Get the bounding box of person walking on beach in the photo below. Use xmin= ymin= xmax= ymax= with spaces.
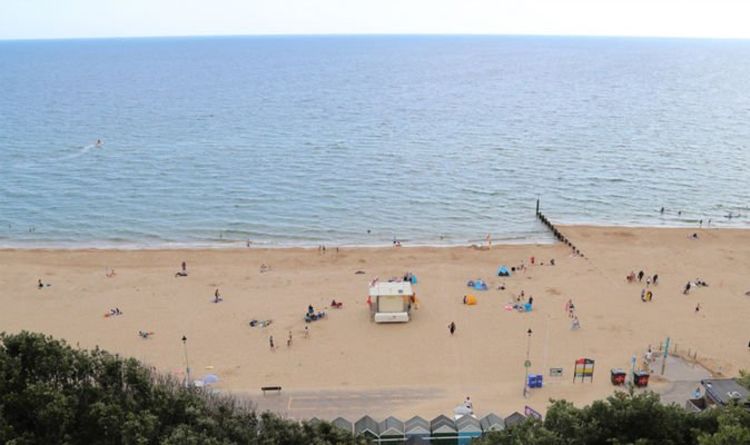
xmin=652 ymin=274 xmax=659 ymax=285
xmin=38 ymin=279 xmax=44 ymax=289
xmin=304 ymin=326 xmax=309 ymax=338
xmin=684 ymin=282 xmax=692 ymax=295
xmin=449 ymin=321 xmax=456 ymax=336
xmin=269 ymin=336 xmax=275 ymax=350
xmin=695 ymin=303 xmax=701 ymax=314
xmin=287 ymin=331 xmax=293 ymax=347
xmin=638 ymin=270 xmax=644 ymax=282
xmin=571 ymin=316 xmax=580 ymax=330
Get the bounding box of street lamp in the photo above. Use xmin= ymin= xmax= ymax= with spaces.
xmin=523 ymin=328 xmax=533 ymax=398
xmin=182 ymin=335 xmax=190 ymax=387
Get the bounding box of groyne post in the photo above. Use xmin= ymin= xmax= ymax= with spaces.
xmin=535 ymin=199 xmax=583 ymax=257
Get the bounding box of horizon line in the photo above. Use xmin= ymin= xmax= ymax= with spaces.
xmin=2 ymin=31 xmax=750 ymax=43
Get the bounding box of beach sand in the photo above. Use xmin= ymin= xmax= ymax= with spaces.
xmin=1 ymin=226 xmax=749 ymax=419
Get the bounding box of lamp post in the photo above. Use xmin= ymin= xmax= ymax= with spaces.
xmin=523 ymin=328 xmax=533 ymax=398
xmin=182 ymin=335 xmax=190 ymax=387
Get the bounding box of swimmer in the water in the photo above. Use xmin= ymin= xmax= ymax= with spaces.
xmin=95 ymin=139 xmax=103 ymax=147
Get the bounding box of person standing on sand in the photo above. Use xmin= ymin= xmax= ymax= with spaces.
xmin=449 ymin=322 xmax=456 ymax=335
xmin=214 ymin=289 xmax=222 ymax=303
xmin=287 ymin=331 xmax=293 ymax=347
xmin=304 ymin=326 xmax=309 ymax=338
xmin=653 ymin=274 xmax=659 ymax=285
xmin=684 ymin=282 xmax=692 ymax=295
xmin=695 ymin=303 xmax=701 ymax=314
xmin=269 ymin=336 xmax=275 ymax=350
xmin=638 ymin=270 xmax=644 ymax=282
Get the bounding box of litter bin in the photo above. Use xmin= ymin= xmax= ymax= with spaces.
xmin=527 ymin=374 xmax=543 ymax=388
xmin=610 ymin=368 xmax=626 ymax=386
xmin=633 ymin=371 xmax=650 ymax=388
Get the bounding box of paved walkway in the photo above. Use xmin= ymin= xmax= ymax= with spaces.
xmin=654 ymin=355 xmax=712 ymax=407
xmin=243 ymin=387 xmax=444 ymax=420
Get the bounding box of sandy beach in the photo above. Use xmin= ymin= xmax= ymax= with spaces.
xmin=1 ymin=225 xmax=749 ymax=419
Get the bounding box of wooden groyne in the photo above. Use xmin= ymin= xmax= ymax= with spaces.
xmin=536 ymin=199 xmax=583 ymax=257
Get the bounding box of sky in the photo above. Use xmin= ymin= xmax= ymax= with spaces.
xmin=1 ymin=0 xmax=750 ymax=40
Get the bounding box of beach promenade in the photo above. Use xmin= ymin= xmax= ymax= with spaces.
xmin=1 ymin=225 xmax=748 ymax=418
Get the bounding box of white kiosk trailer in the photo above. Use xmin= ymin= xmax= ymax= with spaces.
xmin=370 ymin=281 xmax=414 ymax=323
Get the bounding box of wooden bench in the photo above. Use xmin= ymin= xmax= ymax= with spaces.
xmin=261 ymin=386 xmax=282 ymax=395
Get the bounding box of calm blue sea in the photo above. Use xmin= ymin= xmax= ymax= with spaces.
xmin=1 ymin=36 xmax=749 ymax=248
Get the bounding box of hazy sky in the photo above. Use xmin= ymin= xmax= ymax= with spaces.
xmin=2 ymin=0 xmax=750 ymax=40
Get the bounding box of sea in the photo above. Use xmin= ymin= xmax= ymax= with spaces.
xmin=1 ymin=35 xmax=749 ymax=248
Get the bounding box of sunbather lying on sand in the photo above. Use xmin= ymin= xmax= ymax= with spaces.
xmin=138 ymin=330 xmax=154 ymax=339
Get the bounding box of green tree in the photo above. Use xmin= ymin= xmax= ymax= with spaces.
xmin=0 ymin=331 xmax=366 ymax=445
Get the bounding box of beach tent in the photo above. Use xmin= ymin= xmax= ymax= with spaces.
xmin=379 ymin=416 xmax=405 ymax=442
xmin=354 ymin=415 xmax=380 ymax=441
xmin=332 ymin=417 xmax=353 ymax=435
xmin=497 ymin=266 xmax=510 ymax=276
xmin=430 ymin=414 xmax=457 ymax=445
xmin=455 ymin=415 xmax=482 ymax=445
xmin=463 ymin=294 xmax=477 ymax=305
xmin=480 ymin=413 xmax=505 ymax=432
xmin=473 ymin=280 xmax=488 ymax=291
xmin=405 ymin=416 xmax=431 ymax=440
xmin=504 ymin=412 xmax=526 ymax=428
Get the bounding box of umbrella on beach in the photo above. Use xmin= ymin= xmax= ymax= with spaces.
xmin=201 ymin=374 xmax=219 ymax=385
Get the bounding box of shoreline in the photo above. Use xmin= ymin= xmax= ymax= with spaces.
xmin=0 ymin=223 xmax=747 ymax=252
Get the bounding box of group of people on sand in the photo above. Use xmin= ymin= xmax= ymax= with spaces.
xmin=305 ymin=304 xmax=326 ymax=322
xmin=626 ymin=270 xmax=658 ymax=287
xmin=684 ymin=278 xmax=708 ymax=295
xmin=565 ymin=299 xmax=580 ymax=329
xmin=105 ymin=308 xmax=123 ymax=317
xmin=269 ymin=327 xmax=309 ymax=351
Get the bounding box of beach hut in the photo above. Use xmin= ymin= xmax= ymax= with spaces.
xmin=455 ymin=415 xmax=482 ymax=445
xmin=379 ymin=416 xmax=405 ymax=442
xmin=405 ymin=416 xmax=430 ymax=440
xmin=430 ymin=414 xmax=457 ymax=445
xmin=480 ymin=413 xmax=505 ymax=433
xmin=332 ymin=417 xmax=353 ymax=435
xmin=370 ymin=282 xmax=414 ymax=323
xmin=504 ymin=412 xmax=526 ymax=428
xmin=354 ymin=415 xmax=380 ymax=441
